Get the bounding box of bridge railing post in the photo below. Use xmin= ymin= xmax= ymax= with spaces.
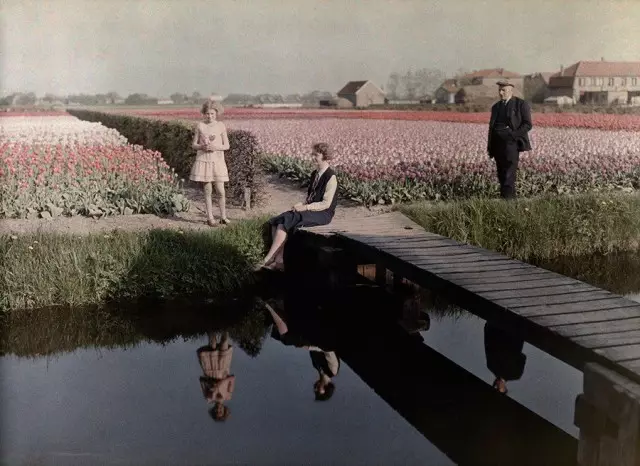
xmin=574 ymin=362 xmax=640 ymax=466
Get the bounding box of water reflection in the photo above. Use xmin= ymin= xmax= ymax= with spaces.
xmin=266 ymin=303 xmax=339 ymax=401
xmin=484 ymin=321 xmax=527 ymax=395
xmin=197 ymin=331 xmax=236 ymax=421
xmin=1 ymin=277 xmax=580 ymax=465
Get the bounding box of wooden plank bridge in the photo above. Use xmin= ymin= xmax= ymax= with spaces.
xmin=299 ymin=211 xmax=640 ymax=466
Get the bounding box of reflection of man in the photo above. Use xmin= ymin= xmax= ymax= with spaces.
xmin=197 ymin=331 xmax=235 ymax=421
xmin=265 ymin=303 xmax=340 ymax=401
xmin=483 ymin=321 xmax=526 ymax=394
xmin=487 ymin=80 xmax=532 ymax=199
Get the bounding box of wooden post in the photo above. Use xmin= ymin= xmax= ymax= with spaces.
xmin=243 ymin=187 xmax=251 ymax=210
xmin=375 ymin=263 xmax=387 ymax=287
xmin=574 ymin=363 xmax=640 ymax=466
xmin=316 ymin=246 xmax=357 ymax=291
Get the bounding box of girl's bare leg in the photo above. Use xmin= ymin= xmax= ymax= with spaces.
xmin=203 ymin=182 xmax=215 ymax=224
xmin=258 ymin=225 xmax=287 ymax=268
xmin=215 ymin=182 xmax=229 ymax=223
xmin=265 ymin=303 xmax=288 ymax=335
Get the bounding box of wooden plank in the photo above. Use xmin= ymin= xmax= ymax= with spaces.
xmin=479 ymin=284 xmax=600 ymax=301
xmin=517 ymin=298 xmax=639 ymax=317
xmin=422 ymin=262 xmax=536 ymax=274
xmin=574 ymin=330 xmax=640 ymax=349
xmin=493 ymin=291 xmax=614 ymax=308
xmin=378 ymin=242 xmax=478 ymax=252
xmin=447 ymin=270 xmax=568 ymax=286
xmin=530 ymin=307 xmax=640 ymax=327
xmin=341 ymin=234 xmax=433 ymax=244
xmin=394 ymin=249 xmax=501 ymax=259
xmin=391 ymin=254 xmax=514 ymax=266
xmin=620 ymin=359 xmax=640 ymax=373
xmin=436 ymin=269 xmax=550 ymax=281
xmin=466 ymin=277 xmax=588 ymax=293
xmin=551 ymin=318 xmax=640 ymax=338
xmin=596 ymin=344 xmax=640 ymax=362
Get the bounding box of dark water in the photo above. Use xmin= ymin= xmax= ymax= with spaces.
xmin=4 ymin=251 xmax=638 ymax=466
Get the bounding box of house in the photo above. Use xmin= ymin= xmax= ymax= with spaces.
xmin=434 ymin=79 xmax=460 ymax=104
xmin=462 ymin=68 xmax=524 ymax=90
xmin=336 ymin=80 xmax=385 ymax=108
xmin=524 ymin=72 xmax=554 ymax=103
xmin=436 ymin=69 xmax=523 ymax=104
xmin=157 ymin=98 xmax=174 ymax=105
xmin=547 ymin=59 xmax=640 ymax=105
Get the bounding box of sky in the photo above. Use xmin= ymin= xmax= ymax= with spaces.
xmin=1 ymin=0 xmax=639 ymax=97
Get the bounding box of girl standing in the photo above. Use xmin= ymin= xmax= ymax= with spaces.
xmin=190 ymin=101 xmax=231 ymax=226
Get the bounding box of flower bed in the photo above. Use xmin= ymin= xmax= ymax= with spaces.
xmin=0 ymin=115 xmax=188 ymax=218
xmin=226 ymin=118 xmax=640 ymax=205
xmin=116 ymin=107 xmax=640 ymax=131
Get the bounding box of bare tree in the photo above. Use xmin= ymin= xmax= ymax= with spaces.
xmin=386 ymin=72 xmax=401 ymax=100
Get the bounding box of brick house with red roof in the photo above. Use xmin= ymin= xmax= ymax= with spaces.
xmin=548 ymin=60 xmax=640 ymax=105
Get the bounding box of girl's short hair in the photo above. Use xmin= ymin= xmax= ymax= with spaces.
xmin=202 ymin=100 xmax=224 ymax=116
xmin=312 ymin=142 xmax=333 ymax=161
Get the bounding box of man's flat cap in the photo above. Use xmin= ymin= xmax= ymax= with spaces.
xmin=496 ymin=80 xmax=514 ymax=87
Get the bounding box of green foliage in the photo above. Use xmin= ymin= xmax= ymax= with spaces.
xmin=0 ymin=218 xmax=269 ymax=313
xmin=67 ymin=110 xmax=267 ymax=207
xmin=400 ymin=193 xmax=640 ymax=260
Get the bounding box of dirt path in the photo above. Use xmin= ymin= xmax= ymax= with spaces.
xmin=0 ymin=174 xmax=390 ymax=236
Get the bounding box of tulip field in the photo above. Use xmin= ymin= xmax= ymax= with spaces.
xmin=0 ymin=115 xmax=188 ymax=219
xmin=232 ymin=117 xmax=640 ymax=204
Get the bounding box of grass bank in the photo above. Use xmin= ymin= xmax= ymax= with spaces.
xmin=399 ymin=193 xmax=640 ymax=261
xmin=0 ymin=218 xmax=268 ymax=314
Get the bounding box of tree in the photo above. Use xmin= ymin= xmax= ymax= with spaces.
xmin=386 ymin=72 xmax=401 ymax=100
xmin=170 ymin=93 xmax=188 ymax=104
xmin=106 ymin=91 xmax=121 ymax=104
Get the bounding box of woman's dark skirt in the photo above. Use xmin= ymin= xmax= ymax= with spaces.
xmin=268 ymin=209 xmax=333 ymax=234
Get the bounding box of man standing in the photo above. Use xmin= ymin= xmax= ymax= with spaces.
xmin=487 ymin=80 xmax=532 ymax=199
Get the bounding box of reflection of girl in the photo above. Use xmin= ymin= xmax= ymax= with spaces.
xmin=483 ymin=322 xmax=526 ymax=394
xmin=197 ymin=331 xmax=235 ymax=421
xmin=265 ymin=303 xmax=339 ymax=401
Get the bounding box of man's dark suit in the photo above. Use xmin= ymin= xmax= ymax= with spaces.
xmin=487 ymin=97 xmax=532 ymax=199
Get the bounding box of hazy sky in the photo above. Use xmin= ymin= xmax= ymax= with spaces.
xmin=2 ymin=0 xmax=639 ymax=97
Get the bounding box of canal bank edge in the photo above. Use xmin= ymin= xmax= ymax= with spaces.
xmin=0 ymin=218 xmax=269 ymax=313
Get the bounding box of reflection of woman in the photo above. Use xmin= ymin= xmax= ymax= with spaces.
xmin=265 ymin=303 xmax=339 ymax=401
xmin=256 ymin=142 xmax=338 ymax=271
xmin=197 ymin=331 xmax=235 ymax=421
xmin=483 ymin=321 xmax=526 ymax=394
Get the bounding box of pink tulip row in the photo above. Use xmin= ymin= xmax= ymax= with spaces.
xmin=117 ymin=107 xmax=640 ymax=131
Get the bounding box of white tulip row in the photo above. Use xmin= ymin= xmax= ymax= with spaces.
xmin=0 ymin=115 xmax=128 ymax=146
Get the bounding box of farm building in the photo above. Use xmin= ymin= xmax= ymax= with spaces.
xmin=436 ymin=68 xmax=523 ymax=104
xmin=336 ymin=80 xmax=385 ymax=108
xmin=547 ymin=59 xmax=640 ymax=105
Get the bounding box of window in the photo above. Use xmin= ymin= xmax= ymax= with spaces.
xmin=579 ymin=78 xmax=585 ymax=86
xmin=633 ymin=78 xmax=638 ymax=86
xmin=622 ymin=78 xmax=627 ymax=86
xmin=608 ymin=78 xmax=615 ymax=86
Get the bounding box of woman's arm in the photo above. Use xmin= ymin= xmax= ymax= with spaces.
xmin=299 ymin=175 xmax=337 ymax=211
xmin=213 ymin=123 xmax=230 ymax=151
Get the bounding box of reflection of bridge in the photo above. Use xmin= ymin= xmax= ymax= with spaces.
xmin=296 ymin=211 xmax=640 ymax=466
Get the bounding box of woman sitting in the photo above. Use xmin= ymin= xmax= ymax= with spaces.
xmin=257 ymin=142 xmax=338 ymax=271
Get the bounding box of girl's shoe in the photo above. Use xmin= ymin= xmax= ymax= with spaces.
xmin=220 ymin=218 xmax=231 ymax=225
xmin=207 ymin=218 xmax=217 ymax=227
